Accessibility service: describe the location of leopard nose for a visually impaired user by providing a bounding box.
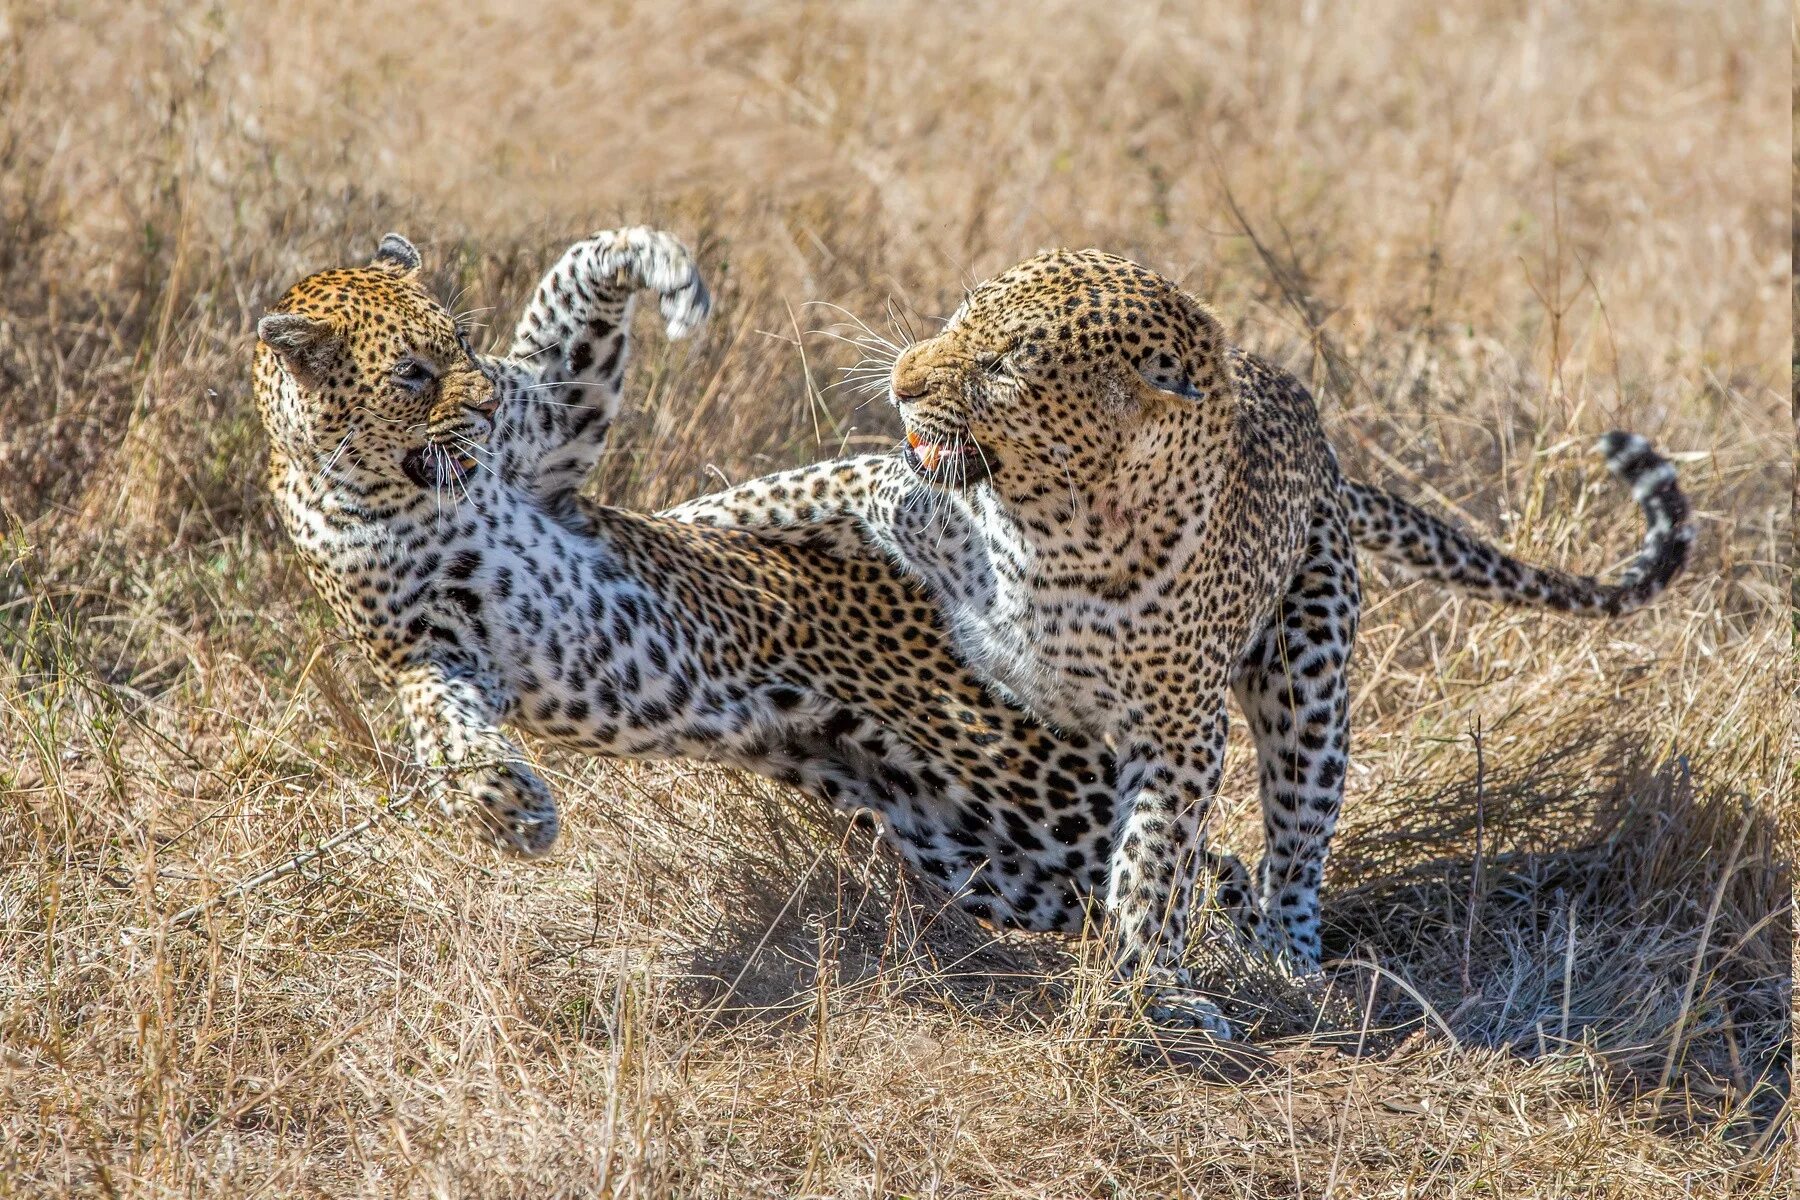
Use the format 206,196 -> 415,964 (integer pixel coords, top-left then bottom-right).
891,347 -> 930,404
469,384 -> 501,417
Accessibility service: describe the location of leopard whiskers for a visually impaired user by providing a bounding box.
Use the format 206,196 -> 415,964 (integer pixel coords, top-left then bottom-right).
510,340 -> 562,366
442,281 -> 480,326
804,302 -> 905,357
427,443 -> 462,513
450,462 -> 474,509
969,434 -> 996,492
516,380 -> 621,402
452,304 -> 496,337
426,443 -> 447,516
837,352 -> 897,382
520,379 -> 616,390
807,308 -> 905,396
885,295 -> 932,348
439,443 -> 463,513
826,359 -> 895,393
353,406 -> 413,429
315,430 -> 355,484
1055,446 -> 1082,517
445,432 -> 495,471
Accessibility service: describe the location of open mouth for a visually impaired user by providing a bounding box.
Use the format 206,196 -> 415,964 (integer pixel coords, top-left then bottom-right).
402,446 -> 481,490
901,429 -> 993,486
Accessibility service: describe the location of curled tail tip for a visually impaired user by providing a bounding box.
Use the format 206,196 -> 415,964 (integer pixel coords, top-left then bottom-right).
1591,429 -> 1694,611
1595,430 -> 1684,504
1594,429 -> 1650,471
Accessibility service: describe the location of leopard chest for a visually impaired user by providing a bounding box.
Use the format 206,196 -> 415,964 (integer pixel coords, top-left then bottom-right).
893,498 -> 1201,736
966,571 -> 1140,733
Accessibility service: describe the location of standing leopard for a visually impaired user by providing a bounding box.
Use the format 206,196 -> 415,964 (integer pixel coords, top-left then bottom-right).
666,249 -> 1691,1033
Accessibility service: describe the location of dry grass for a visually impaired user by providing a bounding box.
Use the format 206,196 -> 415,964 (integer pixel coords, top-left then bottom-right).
1,0 -> 1794,1195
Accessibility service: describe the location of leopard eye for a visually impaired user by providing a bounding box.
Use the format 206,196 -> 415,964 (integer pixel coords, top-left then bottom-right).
979,348 -> 1018,378
393,358 -> 437,390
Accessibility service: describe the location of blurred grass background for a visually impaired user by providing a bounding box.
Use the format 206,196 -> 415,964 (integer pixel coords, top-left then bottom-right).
0,0 -> 1793,1194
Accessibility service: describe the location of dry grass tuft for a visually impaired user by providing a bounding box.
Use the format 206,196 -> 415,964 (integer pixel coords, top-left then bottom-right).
1,1 -> 1793,1195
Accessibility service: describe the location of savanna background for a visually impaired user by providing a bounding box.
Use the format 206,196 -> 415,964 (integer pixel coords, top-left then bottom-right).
1,1 -> 1794,1195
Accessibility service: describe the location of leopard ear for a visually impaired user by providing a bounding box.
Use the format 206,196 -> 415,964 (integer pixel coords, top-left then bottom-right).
1131,291 -> 1228,403
370,232 -> 422,277
258,312 -> 342,390
1133,351 -> 1207,400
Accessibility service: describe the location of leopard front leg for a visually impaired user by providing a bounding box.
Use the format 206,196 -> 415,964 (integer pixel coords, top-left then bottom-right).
487,227 -> 710,508
1108,705 -> 1236,1039
1232,498 -> 1360,976
395,661 -> 559,856
661,453 -> 913,560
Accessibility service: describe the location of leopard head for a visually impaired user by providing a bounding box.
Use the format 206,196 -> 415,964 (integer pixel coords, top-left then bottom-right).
254,234 -> 499,493
887,248 -> 1230,506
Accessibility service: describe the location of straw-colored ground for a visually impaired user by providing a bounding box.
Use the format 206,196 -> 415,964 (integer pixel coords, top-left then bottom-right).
1,1 -> 1793,1195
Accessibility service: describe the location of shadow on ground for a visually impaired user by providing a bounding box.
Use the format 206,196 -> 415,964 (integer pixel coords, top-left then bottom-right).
676,733 -> 1791,1138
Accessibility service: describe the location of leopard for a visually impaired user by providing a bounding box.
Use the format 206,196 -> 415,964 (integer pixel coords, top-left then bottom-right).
664,247 -> 1692,1034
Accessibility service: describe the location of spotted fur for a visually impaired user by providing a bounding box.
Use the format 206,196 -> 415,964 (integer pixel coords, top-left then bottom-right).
668,249 -> 1692,1036
255,231 -> 1277,954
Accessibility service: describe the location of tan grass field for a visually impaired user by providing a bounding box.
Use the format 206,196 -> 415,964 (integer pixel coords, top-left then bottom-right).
1,0 -> 1794,1195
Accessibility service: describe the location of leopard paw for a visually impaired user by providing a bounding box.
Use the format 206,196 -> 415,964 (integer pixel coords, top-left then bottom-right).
1125,968 -> 1236,1041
